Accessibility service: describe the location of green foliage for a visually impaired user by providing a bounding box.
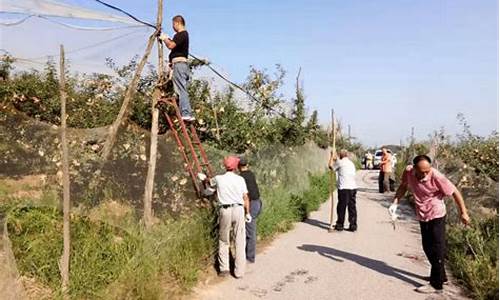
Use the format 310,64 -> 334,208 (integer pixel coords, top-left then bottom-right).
258,172 -> 330,239
448,217 -> 499,300
6,206 -> 138,299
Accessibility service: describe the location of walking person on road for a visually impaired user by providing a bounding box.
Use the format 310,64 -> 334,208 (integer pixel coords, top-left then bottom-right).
203,156 -> 251,278
329,149 -> 358,232
160,15 -> 195,121
389,155 -> 471,294
238,157 -> 263,264
379,148 -> 393,193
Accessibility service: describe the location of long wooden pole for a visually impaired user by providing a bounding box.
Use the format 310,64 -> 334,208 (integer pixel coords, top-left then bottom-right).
59,44 -> 70,299
101,31 -> 160,160
143,0 -> 164,228
329,109 -> 336,231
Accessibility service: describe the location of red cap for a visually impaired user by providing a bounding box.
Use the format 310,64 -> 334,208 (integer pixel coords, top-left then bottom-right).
223,156 -> 240,171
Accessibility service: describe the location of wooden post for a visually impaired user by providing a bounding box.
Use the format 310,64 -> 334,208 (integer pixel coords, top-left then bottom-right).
59,44 -> 70,299
328,109 -> 336,231
101,31 -> 159,160
143,0 -> 164,228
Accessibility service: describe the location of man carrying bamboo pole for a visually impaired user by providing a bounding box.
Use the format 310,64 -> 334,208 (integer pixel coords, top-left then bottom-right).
329,149 -> 358,232
159,15 -> 194,121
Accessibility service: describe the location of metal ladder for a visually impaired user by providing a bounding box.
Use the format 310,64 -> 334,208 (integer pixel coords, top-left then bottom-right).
158,97 -> 214,196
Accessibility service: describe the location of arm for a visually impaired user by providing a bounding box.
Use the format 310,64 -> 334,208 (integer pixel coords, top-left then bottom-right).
243,193 -> 250,214
159,34 -> 176,50
163,38 -> 176,50
451,189 -> 471,225
393,182 -> 407,205
328,151 -> 337,170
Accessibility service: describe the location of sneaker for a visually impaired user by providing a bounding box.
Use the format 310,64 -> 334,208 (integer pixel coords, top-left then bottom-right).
334,225 -> 344,231
218,271 -> 230,278
415,284 -> 443,294
182,115 -> 195,122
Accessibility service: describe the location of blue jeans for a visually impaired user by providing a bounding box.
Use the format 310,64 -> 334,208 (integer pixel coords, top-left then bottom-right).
172,62 -> 192,117
246,199 -> 262,263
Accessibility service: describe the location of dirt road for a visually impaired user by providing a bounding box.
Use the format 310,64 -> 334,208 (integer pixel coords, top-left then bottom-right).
193,170 -> 468,300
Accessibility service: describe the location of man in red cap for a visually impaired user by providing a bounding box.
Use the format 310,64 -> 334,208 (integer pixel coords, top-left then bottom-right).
204,156 -> 250,278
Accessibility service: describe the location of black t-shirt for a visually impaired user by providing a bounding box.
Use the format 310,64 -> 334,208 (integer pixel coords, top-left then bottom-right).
240,170 -> 260,201
169,31 -> 189,62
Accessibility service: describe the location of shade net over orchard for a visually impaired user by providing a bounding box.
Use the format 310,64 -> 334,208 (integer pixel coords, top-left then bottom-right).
1,0 -> 336,217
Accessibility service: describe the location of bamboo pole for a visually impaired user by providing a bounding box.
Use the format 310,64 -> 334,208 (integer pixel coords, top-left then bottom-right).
328,109 -> 336,231
59,44 -> 70,299
143,0 -> 164,228
101,31 -> 159,160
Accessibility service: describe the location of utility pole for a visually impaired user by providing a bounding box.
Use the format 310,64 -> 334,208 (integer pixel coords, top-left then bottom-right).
143,0 -> 164,228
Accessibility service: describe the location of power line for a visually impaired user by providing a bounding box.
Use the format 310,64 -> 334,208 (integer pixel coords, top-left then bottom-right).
93,0 -> 156,29
189,53 -> 294,123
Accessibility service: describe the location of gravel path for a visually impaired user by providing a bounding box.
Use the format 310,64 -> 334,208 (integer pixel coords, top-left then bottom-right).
193,170 -> 469,300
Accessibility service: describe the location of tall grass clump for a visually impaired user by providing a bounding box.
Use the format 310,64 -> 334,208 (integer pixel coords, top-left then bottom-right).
258,172 -> 330,239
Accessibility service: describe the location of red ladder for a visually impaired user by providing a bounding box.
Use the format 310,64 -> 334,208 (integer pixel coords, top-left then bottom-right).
158,97 -> 214,196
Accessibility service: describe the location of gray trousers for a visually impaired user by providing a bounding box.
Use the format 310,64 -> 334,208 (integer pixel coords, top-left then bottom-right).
218,205 -> 246,277
172,62 -> 192,117
246,199 -> 262,263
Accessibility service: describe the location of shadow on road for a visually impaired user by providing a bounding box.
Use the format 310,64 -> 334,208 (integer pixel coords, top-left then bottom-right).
297,244 -> 426,287
302,218 -> 332,230
357,187 -> 379,193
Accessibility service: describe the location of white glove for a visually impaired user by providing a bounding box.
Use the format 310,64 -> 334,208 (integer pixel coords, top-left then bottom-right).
197,172 -> 207,181
159,33 -> 169,41
388,203 -> 398,219
245,213 -> 252,223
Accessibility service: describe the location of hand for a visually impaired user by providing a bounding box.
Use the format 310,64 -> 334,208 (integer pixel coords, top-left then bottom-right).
388,203 -> 398,216
460,212 -> 471,226
245,213 -> 252,223
159,33 -> 169,41
197,172 -> 207,182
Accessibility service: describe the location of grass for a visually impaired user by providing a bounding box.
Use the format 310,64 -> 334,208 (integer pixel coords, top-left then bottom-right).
258,172 -> 331,239
6,206 -> 139,299
447,216 -> 499,300
4,171 -> 331,299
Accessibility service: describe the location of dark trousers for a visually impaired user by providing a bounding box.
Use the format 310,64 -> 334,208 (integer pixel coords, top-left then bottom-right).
420,216 -> 447,290
336,189 -> 357,229
245,199 -> 262,263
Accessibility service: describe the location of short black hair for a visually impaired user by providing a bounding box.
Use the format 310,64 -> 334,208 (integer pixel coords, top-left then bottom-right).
172,15 -> 185,26
413,155 -> 432,165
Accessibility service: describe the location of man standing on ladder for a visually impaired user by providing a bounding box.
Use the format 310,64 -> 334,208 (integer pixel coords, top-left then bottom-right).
160,15 -> 195,121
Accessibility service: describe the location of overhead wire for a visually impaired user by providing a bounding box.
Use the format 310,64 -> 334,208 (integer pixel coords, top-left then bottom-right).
93,0 -> 156,29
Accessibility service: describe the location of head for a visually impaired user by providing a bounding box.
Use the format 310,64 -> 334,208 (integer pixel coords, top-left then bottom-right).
172,15 -> 185,32
339,149 -> 349,159
238,157 -> 249,171
413,155 -> 432,180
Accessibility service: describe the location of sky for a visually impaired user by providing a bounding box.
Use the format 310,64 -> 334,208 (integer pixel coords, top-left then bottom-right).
1,0 -> 498,147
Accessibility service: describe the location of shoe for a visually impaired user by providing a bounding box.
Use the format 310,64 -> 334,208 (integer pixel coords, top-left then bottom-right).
415,284 -> 443,294
181,115 -> 195,122
218,271 -> 230,277
334,226 -> 344,231
247,259 -> 255,264
424,276 -> 449,285
347,226 -> 357,232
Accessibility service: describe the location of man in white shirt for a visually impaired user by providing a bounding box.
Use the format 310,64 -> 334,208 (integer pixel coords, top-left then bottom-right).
329,149 -> 358,232
205,156 -> 250,278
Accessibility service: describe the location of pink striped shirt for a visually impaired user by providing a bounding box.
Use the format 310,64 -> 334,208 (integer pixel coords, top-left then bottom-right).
402,166 -> 456,222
